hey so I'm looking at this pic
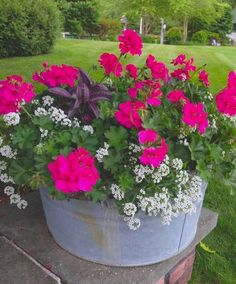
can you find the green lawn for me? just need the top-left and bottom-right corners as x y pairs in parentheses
(1, 39), (236, 284)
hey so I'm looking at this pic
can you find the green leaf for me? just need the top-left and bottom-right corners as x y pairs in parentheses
(199, 242), (216, 254)
(104, 126), (128, 150)
(189, 135), (207, 161)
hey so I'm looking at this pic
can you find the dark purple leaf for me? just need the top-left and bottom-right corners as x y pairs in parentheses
(82, 83), (90, 103)
(78, 68), (91, 87)
(49, 87), (72, 99)
(89, 102), (99, 118)
(90, 95), (111, 102)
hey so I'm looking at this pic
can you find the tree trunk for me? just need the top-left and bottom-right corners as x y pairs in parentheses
(183, 16), (188, 42)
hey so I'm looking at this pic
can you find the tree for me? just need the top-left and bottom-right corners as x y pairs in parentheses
(161, 0), (229, 42)
(56, 0), (99, 36)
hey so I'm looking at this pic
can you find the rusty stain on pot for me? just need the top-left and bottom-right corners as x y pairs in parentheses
(74, 210), (110, 253)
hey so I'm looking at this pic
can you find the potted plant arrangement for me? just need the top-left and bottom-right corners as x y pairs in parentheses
(0, 30), (235, 266)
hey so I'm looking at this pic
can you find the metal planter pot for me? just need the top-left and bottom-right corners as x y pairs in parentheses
(39, 182), (207, 267)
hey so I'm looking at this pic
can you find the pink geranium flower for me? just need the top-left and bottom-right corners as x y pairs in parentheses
(227, 71), (236, 89)
(115, 100), (145, 129)
(171, 54), (186, 66)
(0, 75), (35, 115)
(138, 129), (158, 144)
(167, 90), (189, 104)
(128, 87), (138, 99)
(48, 148), (100, 194)
(99, 53), (122, 77)
(199, 70), (210, 87)
(146, 54), (169, 81)
(147, 89), (162, 107)
(171, 69), (190, 81)
(32, 64), (79, 88)
(139, 138), (168, 168)
(182, 102), (209, 134)
(126, 64), (138, 79)
(216, 88), (236, 116)
(118, 29), (143, 56)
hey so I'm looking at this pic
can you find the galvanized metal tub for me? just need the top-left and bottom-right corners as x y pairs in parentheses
(39, 183), (206, 267)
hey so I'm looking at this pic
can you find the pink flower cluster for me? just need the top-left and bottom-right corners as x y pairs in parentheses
(48, 148), (100, 194)
(146, 55), (169, 82)
(140, 138), (168, 168)
(118, 29), (143, 56)
(0, 75), (35, 115)
(115, 100), (145, 129)
(182, 102), (209, 134)
(99, 53), (122, 77)
(32, 63), (79, 87)
(216, 71), (236, 116)
(126, 64), (138, 79)
(167, 90), (189, 104)
(199, 70), (210, 87)
(171, 55), (196, 81)
(138, 129), (158, 144)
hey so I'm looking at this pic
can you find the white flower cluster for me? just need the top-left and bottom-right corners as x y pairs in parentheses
(124, 173), (203, 229)
(42, 96), (54, 107)
(4, 186), (28, 209)
(83, 125), (94, 134)
(204, 92), (213, 101)
(124, 216), (141, 230)
(175, 170), (189, 188)
(137, 187), (173, 224)
(171, 158), (183, 171)
(152, 163), (170, 184)
(0, 145), (17, 159)
(0, 173), (15, 183)
(223, 114), (236, 126)
(209, 114), (218, 129)
(0, 160), (7, 172)
(40, 128), (48, 139)
(96, 142), (109, 163)
(134, 164), (154, 183)
(34, 106), (73, 128)
(178, 134), (189, 146)
(110, 184), (124, 200)
(3, 112), (20, 126)
(123, 202), (137, 216)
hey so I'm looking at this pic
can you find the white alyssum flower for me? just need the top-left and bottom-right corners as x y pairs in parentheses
(0, 145), (17, 159)
(129, 143), (142, 153)
(0, 161), (7, 172)
(73, 118), (80, 128)
(152, 163), (169, 184)
(110, 184), (124, 200)
(40, 128), (48, 139)
(123, 203), (137, 216)
(96, 143), (109, 163)
(172, 158), (183, 171)
(125, 217), (141, 230)
(34, 107), (48, 116)
(17, 199), (28, 209)
(175, 170), (189, 187)
(4, 186), (15, 196)
(83, 125), (94, 134)
(42, 96), (54, 107)
(187, 175), (202, 202)
(3, 112), (20, 126)
(0, 173), (15, 183)
(173, 191), (196, 215)
(10, 194), (21, 204)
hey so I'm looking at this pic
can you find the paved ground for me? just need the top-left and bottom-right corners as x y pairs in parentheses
(0, 191), (218, 284)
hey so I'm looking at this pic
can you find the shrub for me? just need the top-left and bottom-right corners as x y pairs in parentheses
(0, 0), (61, 58)
(165, 27), (182, 44)
(66, 20), (84, 38)
(191, 30), (210, 44)
(97, 19), (121, 40)
(142, 34), (160, 44)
